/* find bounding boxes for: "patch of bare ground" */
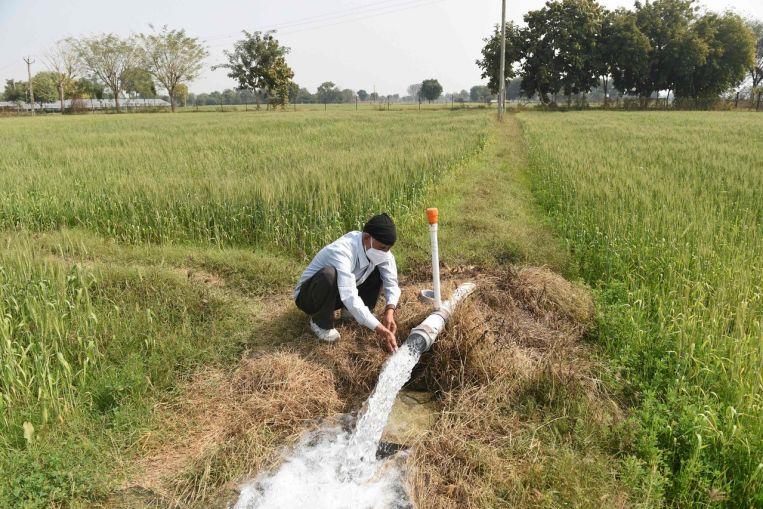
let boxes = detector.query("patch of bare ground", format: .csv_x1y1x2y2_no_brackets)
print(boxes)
121,264,623,508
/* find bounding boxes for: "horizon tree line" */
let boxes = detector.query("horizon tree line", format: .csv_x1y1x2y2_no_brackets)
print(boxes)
478,0,762,106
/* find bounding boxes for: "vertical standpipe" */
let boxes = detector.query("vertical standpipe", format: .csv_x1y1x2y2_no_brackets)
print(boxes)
426,208,441,310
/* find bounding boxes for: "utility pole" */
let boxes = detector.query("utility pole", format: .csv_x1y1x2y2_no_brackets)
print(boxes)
497,0,506,121
24,56,35,116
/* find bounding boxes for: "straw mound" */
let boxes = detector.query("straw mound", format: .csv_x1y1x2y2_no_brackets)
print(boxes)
406,267,611,508
128,352,341,506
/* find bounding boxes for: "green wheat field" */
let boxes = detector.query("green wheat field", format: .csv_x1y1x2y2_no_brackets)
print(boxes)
1,109,762,507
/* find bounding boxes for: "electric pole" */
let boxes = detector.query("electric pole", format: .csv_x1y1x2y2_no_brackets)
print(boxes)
497,0,506,121
24,56,35,116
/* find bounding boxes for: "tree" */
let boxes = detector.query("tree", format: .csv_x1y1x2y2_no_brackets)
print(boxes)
123,68,156,98
287,82,300,103
316,81,341,103
745,18,763,89
176,83,189,107
340,88,355,103
31,72,60,103
74,34,140,112
45,38,80,112
420,79,443,102
214,30,294,109
519,0,604,104
73,77,105,100
674,12,755,100
476,22,522,95
599,9,651,103
631,0,703,101
407,83,422,100
369,91,379,102
293,87,314,103
138,25,207,112
357,89,368,101
470,85,492,102
3,79,26,102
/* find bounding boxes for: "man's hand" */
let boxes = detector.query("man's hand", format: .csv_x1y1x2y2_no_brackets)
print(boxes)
374,324,398,353
382,308,397,336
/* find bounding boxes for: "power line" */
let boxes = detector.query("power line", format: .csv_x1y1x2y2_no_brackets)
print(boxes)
203,0,437,42
204,0,446,48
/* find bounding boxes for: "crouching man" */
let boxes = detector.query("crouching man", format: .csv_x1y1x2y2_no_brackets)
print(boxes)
294,213,400,353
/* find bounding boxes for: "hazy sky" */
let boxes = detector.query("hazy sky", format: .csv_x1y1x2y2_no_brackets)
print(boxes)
1,0,761,96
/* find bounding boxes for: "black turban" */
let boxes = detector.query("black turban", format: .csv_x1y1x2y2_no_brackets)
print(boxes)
363,213,397,246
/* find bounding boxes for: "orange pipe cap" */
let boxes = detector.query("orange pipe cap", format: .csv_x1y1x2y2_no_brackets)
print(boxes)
426,207,439,225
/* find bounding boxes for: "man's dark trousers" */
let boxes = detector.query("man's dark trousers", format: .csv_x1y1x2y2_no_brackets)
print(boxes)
295,267,382,329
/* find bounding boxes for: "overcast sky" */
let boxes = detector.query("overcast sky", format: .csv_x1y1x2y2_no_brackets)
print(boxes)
1,0,761,96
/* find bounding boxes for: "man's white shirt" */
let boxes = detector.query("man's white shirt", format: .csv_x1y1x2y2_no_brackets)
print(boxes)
294,231,401,330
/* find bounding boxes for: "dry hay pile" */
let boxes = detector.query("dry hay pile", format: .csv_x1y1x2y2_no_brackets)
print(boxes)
406,266,618,508
126,352,341,506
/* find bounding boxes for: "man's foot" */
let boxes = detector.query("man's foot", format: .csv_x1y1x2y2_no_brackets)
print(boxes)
310,319,340,342
339,308,353,321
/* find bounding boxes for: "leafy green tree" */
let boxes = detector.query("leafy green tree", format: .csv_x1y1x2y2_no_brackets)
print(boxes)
287,82,300,103
268,56,294,107
476,22,522,94
214,30,294,109
357,89,368,101
138,25,207,112
745,18,763,89
294,87,314,103
31,72,60,103
340,89,355,103
73,78,104,100
316,81,341,103
369,92,379,102
420,79,443,102
632,0,703,101
599,9,651,102
675,12,755,99
519,0,604,104
123,68,156,98
469,85,492,102
74,33,140,112
3,79,26,102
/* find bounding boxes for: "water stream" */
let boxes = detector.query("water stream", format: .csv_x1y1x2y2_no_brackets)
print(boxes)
233,342,421,509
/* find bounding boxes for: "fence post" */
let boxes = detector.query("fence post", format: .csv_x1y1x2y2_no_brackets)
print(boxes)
387,96,390,110
324,101,327,111
356,96,358,110
735,91,739,109
757,91,761,112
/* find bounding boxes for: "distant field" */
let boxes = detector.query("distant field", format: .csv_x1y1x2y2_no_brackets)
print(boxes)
0,110,490,253
520,111,763,506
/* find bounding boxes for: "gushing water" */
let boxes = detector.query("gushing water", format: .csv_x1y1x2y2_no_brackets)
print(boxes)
233,343,421,509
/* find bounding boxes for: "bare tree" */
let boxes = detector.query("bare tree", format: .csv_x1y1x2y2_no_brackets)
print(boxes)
138,25,207,112
45,38,80,113
407,83,421,100
74,34,139,113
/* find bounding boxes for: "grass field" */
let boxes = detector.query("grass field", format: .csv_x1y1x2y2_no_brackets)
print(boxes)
0,110,488,252
1,108,761,508
0,109,496,507
520,111,763,507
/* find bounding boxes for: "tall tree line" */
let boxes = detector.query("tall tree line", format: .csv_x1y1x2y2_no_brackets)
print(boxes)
478,0,759,106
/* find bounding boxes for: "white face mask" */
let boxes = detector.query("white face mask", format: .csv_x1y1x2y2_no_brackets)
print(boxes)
366,238,389,265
